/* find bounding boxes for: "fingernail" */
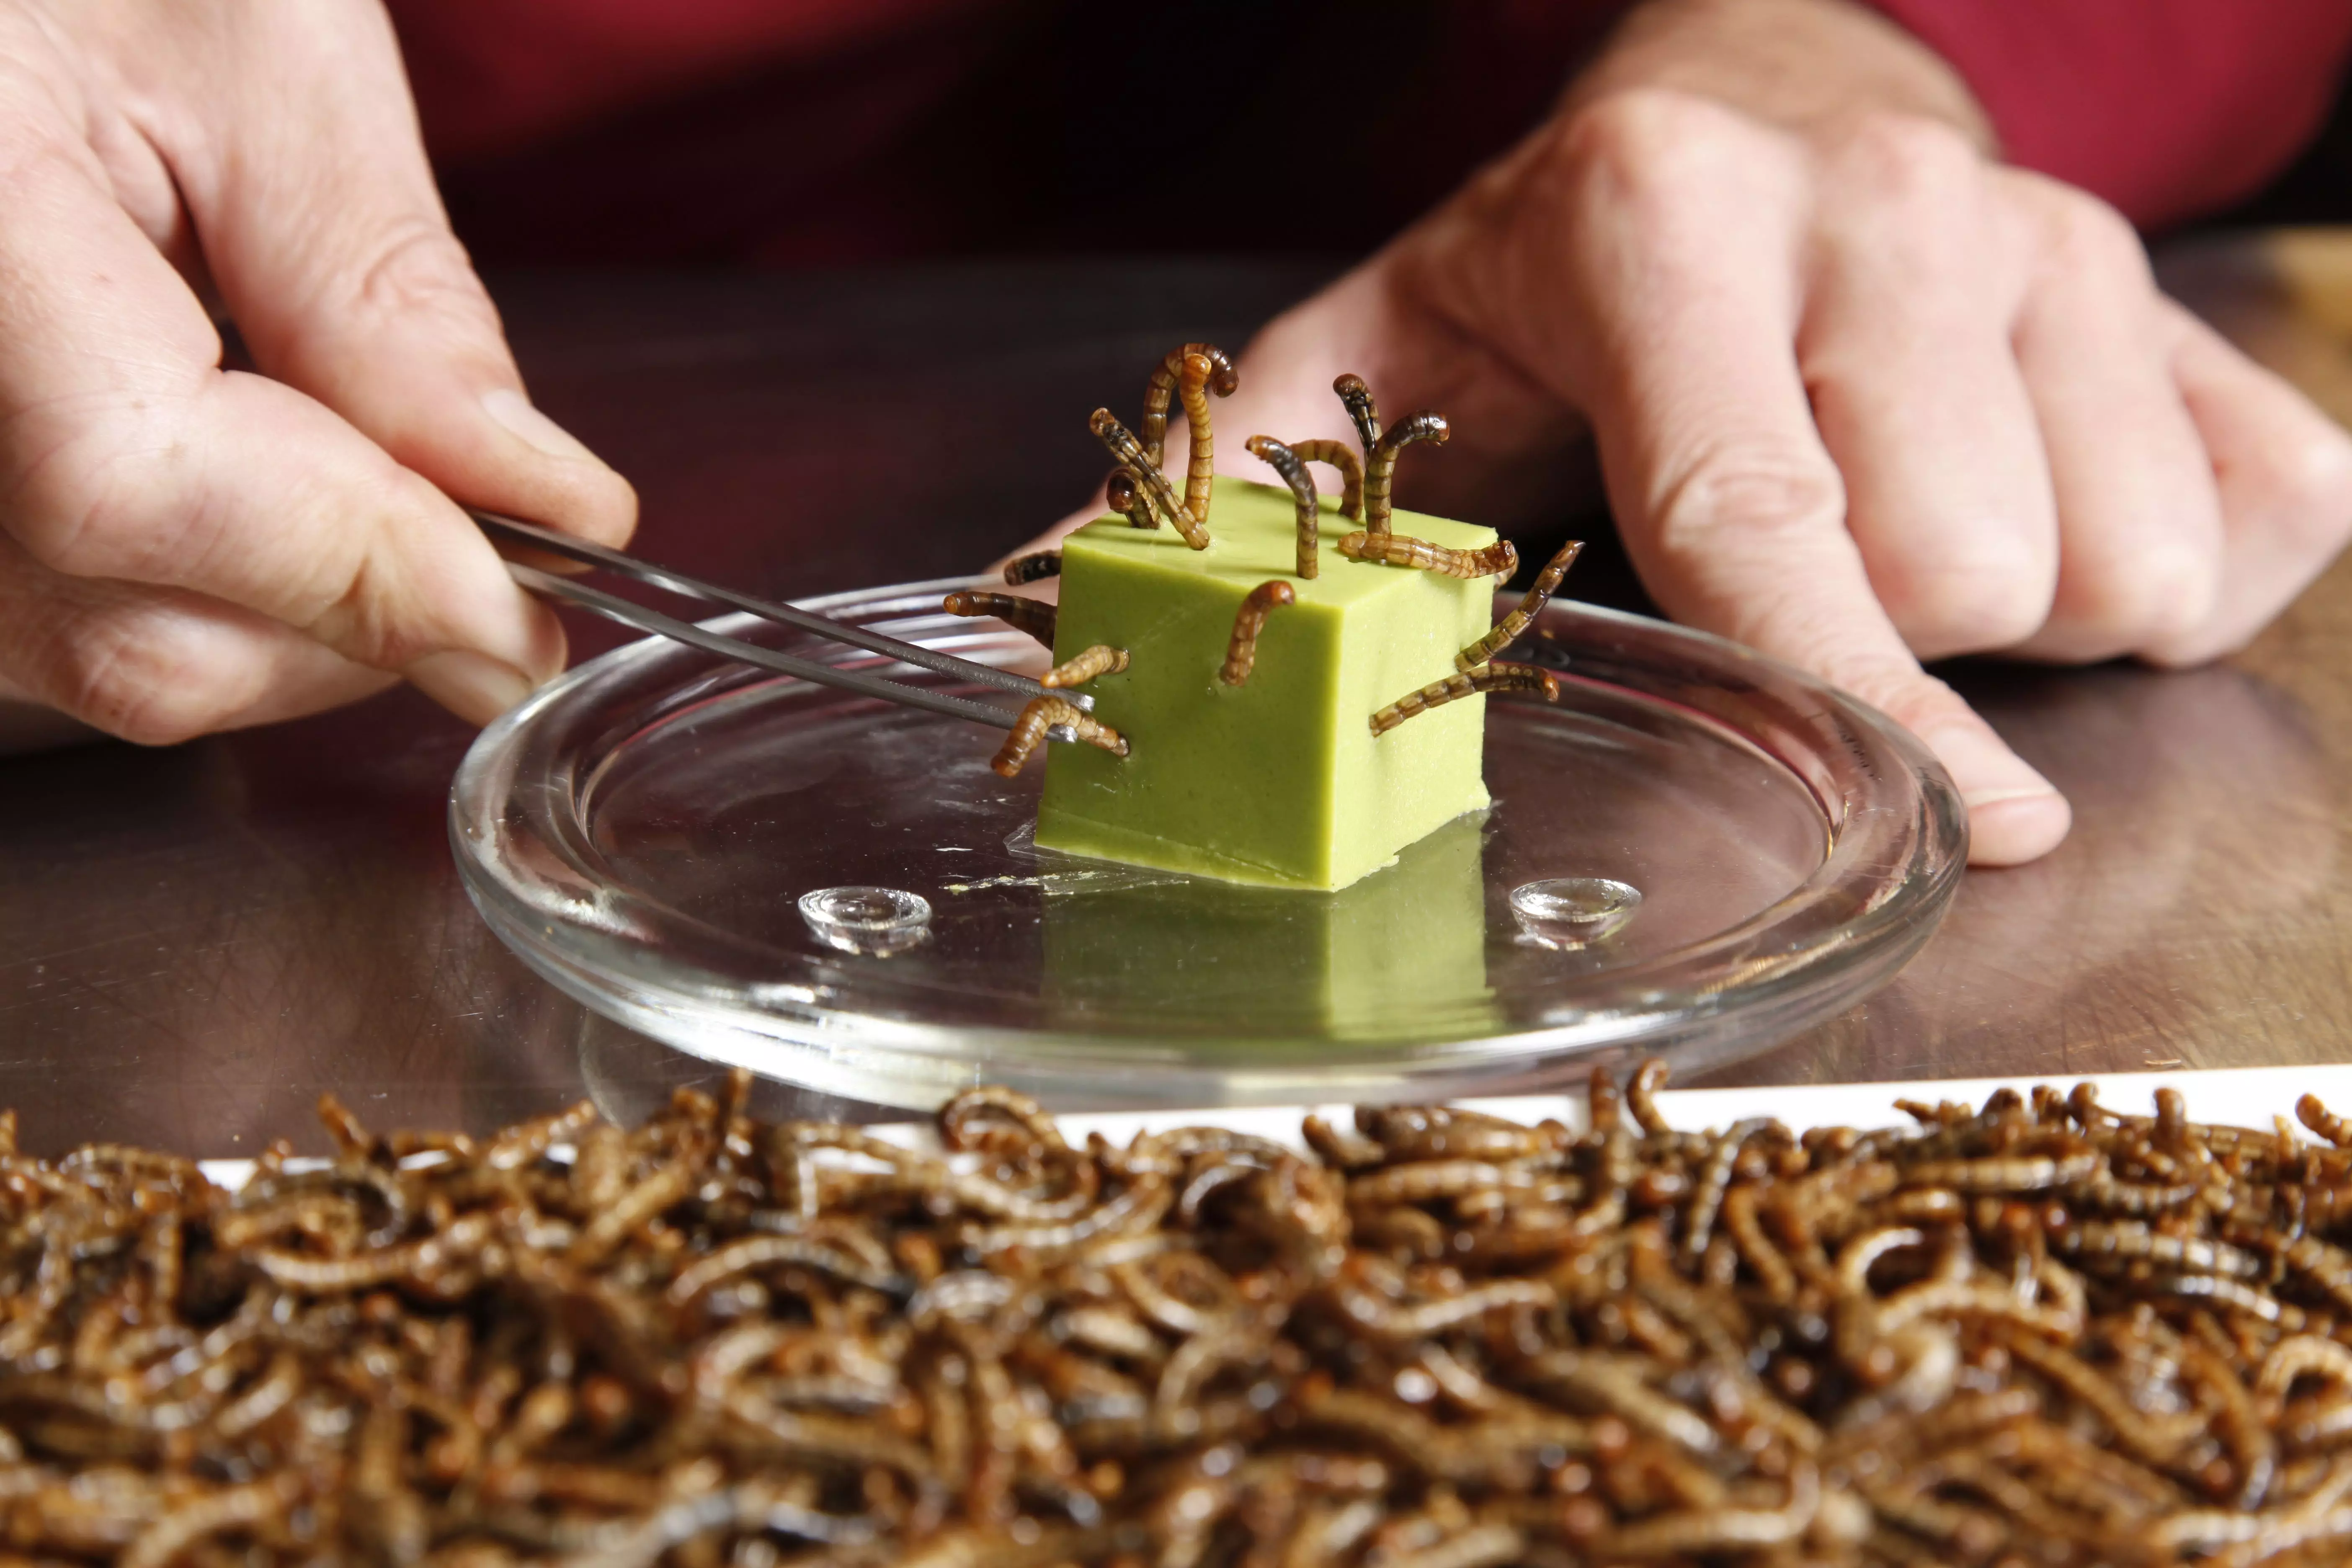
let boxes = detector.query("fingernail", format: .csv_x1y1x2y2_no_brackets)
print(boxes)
482,387,601,463
407,650,538,726
1923,723,2071,866
1921,723,2054,805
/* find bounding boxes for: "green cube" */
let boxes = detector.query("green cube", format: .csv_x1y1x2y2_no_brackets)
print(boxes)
1036,476,1496,891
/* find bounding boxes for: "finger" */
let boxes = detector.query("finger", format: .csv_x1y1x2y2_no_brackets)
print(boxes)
1797,122,2057,659
1547,98,2068,864
156,1,635,549
2004,176,2224,663
2142,300,2352,665
0,532,394,745
1222,263,1588,527
0,129,565,722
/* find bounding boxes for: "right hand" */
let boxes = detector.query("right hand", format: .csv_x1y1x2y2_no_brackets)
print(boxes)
0,0,636,746
1017,2,2352,869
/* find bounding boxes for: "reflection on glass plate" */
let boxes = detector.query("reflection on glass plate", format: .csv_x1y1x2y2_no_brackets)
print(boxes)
451,579,1964,1109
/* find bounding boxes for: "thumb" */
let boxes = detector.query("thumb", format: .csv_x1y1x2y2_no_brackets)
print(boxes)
163,1,635,551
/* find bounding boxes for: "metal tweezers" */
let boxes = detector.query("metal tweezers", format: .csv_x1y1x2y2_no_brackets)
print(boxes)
473,511,1084,730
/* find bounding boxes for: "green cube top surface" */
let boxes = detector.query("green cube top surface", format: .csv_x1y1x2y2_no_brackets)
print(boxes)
1037,475,1499,891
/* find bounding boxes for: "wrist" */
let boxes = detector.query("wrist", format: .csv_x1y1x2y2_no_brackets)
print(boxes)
1567,0,1996,154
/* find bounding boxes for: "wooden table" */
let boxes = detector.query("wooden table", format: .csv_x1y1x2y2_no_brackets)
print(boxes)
2,245,2346,1154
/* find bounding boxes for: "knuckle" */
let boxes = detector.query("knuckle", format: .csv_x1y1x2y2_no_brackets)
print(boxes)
5,413,182,582
1880,544,2054,655
2031,187,2151,289
54,607,254,746
335,217,502,343
1553,88,1772,217
2069,540,2218,652
2268,428,2352,552
1829,111,1982,205
1651,442,1848,559
291,471,454,671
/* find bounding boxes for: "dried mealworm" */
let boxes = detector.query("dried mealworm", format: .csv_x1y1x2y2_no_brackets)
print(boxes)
2300,1093,2352,1148
942,590,1057,650
990,696,1129,777
1600,1462,1820,1556
1089,409,1204,548
1626,1059,1674,1136
1105,468,1157,531
1369,662,1558,736
1458,539,1584,670
1289,438,1364,524
1043,645,1129,689
1174,351,1223,533
1364,412,1448,539
1332,373,1381,457
1221,581,1296,686
1142,343,1238,466
1244,435,1320,579
1002,551,1061,585
1337,531,1517,580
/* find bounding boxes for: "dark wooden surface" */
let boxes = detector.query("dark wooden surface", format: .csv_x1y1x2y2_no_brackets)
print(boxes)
2,248,2347,1156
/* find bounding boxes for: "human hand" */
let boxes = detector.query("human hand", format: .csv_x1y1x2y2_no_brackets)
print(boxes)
0,0,635,747
1025,0,2352,867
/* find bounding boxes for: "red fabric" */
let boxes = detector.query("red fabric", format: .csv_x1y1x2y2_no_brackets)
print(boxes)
1870,0,2352,229
395,0,1628,265
391,0,993,159
387,0,2352,262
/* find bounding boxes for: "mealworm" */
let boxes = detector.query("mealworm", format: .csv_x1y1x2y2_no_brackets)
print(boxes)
1220,581,1295,686
941,590,1057,650
1289,438,1364,523
1332,373,1380,456
2054,1220,2262,1278
1002,551,1061,585
1587,1063,1622,1135
1458,539,1585,669
1328,1275,1555,1341
1368,662,1558,736
1627,1059,1673,1135
1043,645,1129,689
1898,1150,2102,1192
1338,531,1516,580
2182,1336,2277,1508
1089,409,1205,548
1364,412,1449,539
2300,1094,2352,1148
1600,1461,1819,1556
1142,343,1238,466
1356,1104,1562,1163
1681,1120,1774,1268
1244,436,1320,579
990,696,1128,776
1175,351,1222,532
1105,469,1156,531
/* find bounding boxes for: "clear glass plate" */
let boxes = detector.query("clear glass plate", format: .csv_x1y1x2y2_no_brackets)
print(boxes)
451,579,1965,1109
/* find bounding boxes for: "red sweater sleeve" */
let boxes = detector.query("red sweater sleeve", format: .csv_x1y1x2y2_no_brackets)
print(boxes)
1867,0,2352,229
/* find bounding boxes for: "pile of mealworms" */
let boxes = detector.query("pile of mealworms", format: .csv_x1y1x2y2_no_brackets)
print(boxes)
5,1066,2352,1567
